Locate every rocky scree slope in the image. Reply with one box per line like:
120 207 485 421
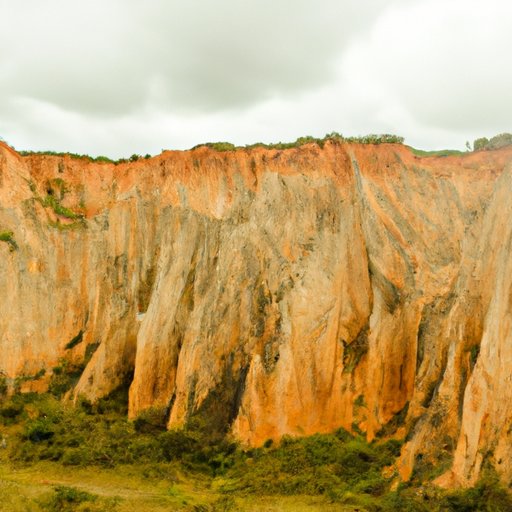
1 140 512 487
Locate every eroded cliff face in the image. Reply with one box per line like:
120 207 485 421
1 140 511 486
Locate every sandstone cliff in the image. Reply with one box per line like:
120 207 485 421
1 140 511 486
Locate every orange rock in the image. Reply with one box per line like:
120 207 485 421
1 140 512 486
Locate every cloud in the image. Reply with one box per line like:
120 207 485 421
0 0 392 116
0 0 510 155
343 0 512 135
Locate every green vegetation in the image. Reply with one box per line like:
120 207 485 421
1 387 511 511
47 219 86 231
193 133 405 152
408 148 466 158
1 389 235 476
19 150 118 164
0 230 18 251
408 133 512 156
39 195 82 220
46 343 96 399
13 370 46 394
13 132 512 164
219 431 401 498
47 359 88 399
15 133 406 165
16 133 406 161
342 328 369 374
468 344 480 370
198 142 237 152
64 331 84 351
0 375 8 398
43 485 102 511
473 133 512 151
29 178 86 230
18 150 154 165
473 137 490 151
20 150 111 163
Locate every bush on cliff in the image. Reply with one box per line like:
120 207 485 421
0 230 18 251
473 133 512 151
193 133 405 152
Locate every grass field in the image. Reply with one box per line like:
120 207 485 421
407 147 466 158
1 390 511 511
0 461 360 511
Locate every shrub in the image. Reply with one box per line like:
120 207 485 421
218 429 400 498
439 472 512 512
473 137 489 151
473 133 512 151
211 496 237 511
159 429 200 460
20 150 117 164
40 195 82 220
0 400 24 421
469 344 480 369
29 180 87 231
44 486 97 512
195 133 405 153
94 156 114 163
202 142 237 151
0 374 8 398
133 406 168 434
64 330 84 350
154 421 238 474
92 376 132 416
61 447 91 466
345 134 405 145
0 230 18 251
25 418 55 442
485 133 512 150
48 359 84 398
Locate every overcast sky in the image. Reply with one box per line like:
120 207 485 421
0 0 511 158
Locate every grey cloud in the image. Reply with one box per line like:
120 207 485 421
347 0 512 133
2 0 507 157
0 0 394 116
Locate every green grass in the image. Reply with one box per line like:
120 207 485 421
43 485 102 511
408 147 466 158
47 219 87 231
39 195 82 220
0 389 511 511
28 177 87 230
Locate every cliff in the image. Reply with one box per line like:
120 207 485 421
1 140 511 487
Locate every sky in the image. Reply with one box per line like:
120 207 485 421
0 0 511 158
